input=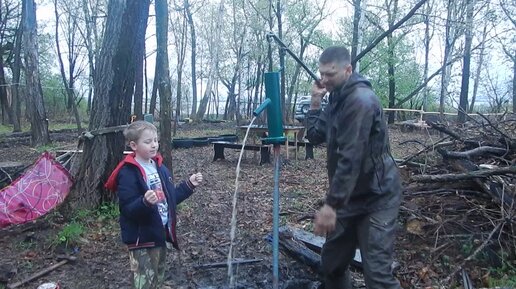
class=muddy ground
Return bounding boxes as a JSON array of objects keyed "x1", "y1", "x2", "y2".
[{"x1": 0, "y1": 122, "x2": 512, "y2": 289}]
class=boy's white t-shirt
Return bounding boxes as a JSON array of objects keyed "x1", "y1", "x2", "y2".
[{"x1": 136, "y1": 159, "x2": 169, "y2": 226}]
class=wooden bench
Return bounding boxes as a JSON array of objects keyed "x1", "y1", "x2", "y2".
[
  {"x1": 287, "y1": 140, "x2": 314, "y2": 160},
  {"x1": 212, "y1": 141, "x2": 271, "y2": 165}
]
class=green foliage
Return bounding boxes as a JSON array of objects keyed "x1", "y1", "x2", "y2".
[
  {"x1": 96, "y1": 202, "x2": 120, "y2": 221},
  {"x1": 54, "y1": 221, "x2": 84, "y2": 248},
  {"x1": 488, "y1": 258, "x2": 516, "y2": 287},
  {"x1": 35, "y1": 143, "x2": 59, "y2": 153}
]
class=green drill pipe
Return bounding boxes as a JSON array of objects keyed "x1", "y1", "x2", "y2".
[{"x1": 262, "y1": 72, "x2": 286, "y2": 145}]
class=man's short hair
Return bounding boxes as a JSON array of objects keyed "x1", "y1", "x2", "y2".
[
  {"x1": 319, "y1": 46, "x2": 351, "y2": 66},
  {"x1": 123, "y1": 120, "x2": 157, "y2": 143}
]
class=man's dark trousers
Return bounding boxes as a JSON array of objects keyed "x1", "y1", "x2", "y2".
[{"x1": 321, "y1": 207, "x2": 401, "y2": 289}]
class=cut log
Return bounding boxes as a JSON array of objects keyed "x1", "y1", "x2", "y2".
[
  {"x1": 277, "y1": 228, "x2": 321, "y2": 273},
  {"x1": 273, "y1": 226, "x2": 363, "y2": 273}
]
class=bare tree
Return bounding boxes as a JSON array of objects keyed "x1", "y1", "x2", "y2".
[
  {"x1": 469, "y1": 10, "x2": 490, "y2": 113},
  {"x1": 22, "y1": 0, "x2": 50, "y2": 146},
  {"x1": 195, "y1": 0, "x2": 225, "y2": 121},
  {"x1": 184, "y1": 0, "x2": 198, "y2": 118},
  {"x1": 53, "y1": 0, "x2": 83, "y2": 130},
  {"x1": 458, "y1": 0, "x2": 475, "y2": 123},
  {"x1": 285, "y1": 0, "x2": 328, "y2": 121},
  {"x1": 500, "y1": 0, "x2": 516, "y2": 113},
  {"x1": 79, "y1": 0, "x2": 106, "y2": 113},
  {"x1": 0, "y1": 0, "x2": 21, "y2": 131},
  {"x1": 69, "y1": 0, "x2": 150, "y2": 212},
  {"x1": 155, "y1": 0, "x2": 173, "y2": 168},
  {"x1": 10, "y1": 8, "x2": 23, "y2": 132},
  {"x1": 439, "y1": 0, "x2": 464, "y2": 117},
  {"x1": 421, "y1": 0, "x2": 434, "y2": 111},
  {"x1": 170, "y1": 2, "x2": 189, "y2": 135}
]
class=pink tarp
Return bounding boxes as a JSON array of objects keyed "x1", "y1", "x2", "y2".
[{"x1": 0, "y1": 152, "x2": 73, "y2": 228}]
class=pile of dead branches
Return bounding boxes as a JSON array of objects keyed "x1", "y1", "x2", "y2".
[{"x1": 397, "y1": 114, "x2": 516, "y2": 287}]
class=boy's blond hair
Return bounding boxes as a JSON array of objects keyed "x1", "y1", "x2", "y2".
[{"x1": 123, "y1": 121, "x2": 157, "y2": 144}]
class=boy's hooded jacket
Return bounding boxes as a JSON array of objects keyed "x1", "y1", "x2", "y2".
[{"x1": 105, "y1": 153, "x2": 194, "y2": 250}]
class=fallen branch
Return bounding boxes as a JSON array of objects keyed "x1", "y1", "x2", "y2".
[
  {"x1": 443, "y1": 221, "x2": 504, "y2": 285},
  {"x1": 398, "y1": 137, "x2": 452, "y2": 166},
  {"x1": 426, "y1": 121, "x2": 464, "y2": 141},
  {"x1": 411, "y1": 166, "x2": 516, "y2": 183},
  {"x1": 439, "y1": 146, "x2": 509, "y2": 159},
  {"x1": 193, "y1": 258, "x2": 263, "y2": 270},
  {"x1": 477, "y1": 112, "x2": 513, "y2": 141}
]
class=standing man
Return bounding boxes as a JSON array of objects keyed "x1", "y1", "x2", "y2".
[{"x1": 306, "y1": 46, "x2": 402, "y2": 289}]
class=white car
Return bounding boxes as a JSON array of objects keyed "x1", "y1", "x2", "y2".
[{"x1": 294, "y1": 95, "x2": 328, "y2": 122}]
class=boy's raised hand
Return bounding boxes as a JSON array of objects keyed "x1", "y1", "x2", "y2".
[
  {"x1": 144, "y1": 190, "x2": 160, "y2": 205},
  {"x1": 189, "y1": 172, "x2": 203, "y2": 187}
]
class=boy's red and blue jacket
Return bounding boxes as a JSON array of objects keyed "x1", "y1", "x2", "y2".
[{"x1": 105, "y1": 153, "x2": 194, "y2": 250}]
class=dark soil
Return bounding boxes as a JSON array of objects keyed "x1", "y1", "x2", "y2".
[{"x1": 0, "y1": 123, "x2": 510, "y2": 289}]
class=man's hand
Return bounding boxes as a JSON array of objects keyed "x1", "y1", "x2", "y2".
[
  {"x1": 310, "y1": 81, "x2": 327, "y2": 110},
  {"x1": 189, "y1": 172, "x2": 203, "y2": 187},
  {"x1": 314, "y1": 204, "x2": 337, "y2": 236}
]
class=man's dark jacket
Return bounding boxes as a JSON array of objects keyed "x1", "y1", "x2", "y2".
[
  {"x1": 105, "y1": 153, "x2": 194, "y2": 250},
  {"x1": 306, "y1": 73, "x2": 401, "y2": 217}
]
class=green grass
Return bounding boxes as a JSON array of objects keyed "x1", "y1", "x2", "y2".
[
  {"x1": 50, "y1": 202, "x2": 119, "y2": 248},
  {"x1": 95, "y1": 202, "x2": 120, "y2": 221},
  {"x1": 53, "y1": 221, "x2": 84, "y2": 248},
  {"x1": 488, "y1": 257, "x2": 516, "y2": 287}
]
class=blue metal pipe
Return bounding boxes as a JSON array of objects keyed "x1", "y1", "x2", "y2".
[{"x1": 272, "y1": 145, "x2": 281, "y2": 289}]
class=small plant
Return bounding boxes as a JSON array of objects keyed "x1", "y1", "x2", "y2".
[
  {"x1": 35, "y1": 143, "x2": 58, "y2": 153},
  {"x1": 96, "y1": 202, "x2": 119, "y2": 221},
  {"x1": 461, "y1": 239, "x2": 474, "y2": 256},
  {"x1": 75, "y1": 209, "x2": 91, "y2": 221},
  {"x1": 54, "y1": 222, "x2": 84, "y2": 248},
  {"x1": 488, "y1": 257, "x2": 516, "y2": 287}
]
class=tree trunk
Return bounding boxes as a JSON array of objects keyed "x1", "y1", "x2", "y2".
[
  {"x1": 458, "y1": 0, "x2": 474, "y2": 123},
  {"x1": 0, "y1": 54, "x2": 16, "y2": 129},
  {"x1": 185, "y1": 0, "x2": 197, "y2": 118},
  {"x1": 386, "y1": 0, "x2": 398, "y2": 124},
  {"x1": 54, "y1": 0, "x2": 82, "y2": 131},
  {"x1": 253, "y1": 58, "x2": 262, "y2": 113},
  {"x1": 23, "y1": 0, "x2": 50, "y2": 147},
  {"x1": 10, "y1": 19, "x2": 23, "y2": 132},
  {"x1": 351, "y1": 0, "x2": 362, "y2": 67},
  {"x1": 267, "y1": 0, "x2": 273, "y2": 71},
  {"x1": 513, "y1": 55, "x2": 516, "y2": 113},
  {"x1": 422, "y1": 0, "x2": 432, "y2": 111},
  {"x1": 469, "y1": 22, "x2": 487, "y2": 113},
  {"x1": 172, "y1": 13, "x2": 188, "y2": 136},
  {"x1": 276, "y1": 0, "x2": 286, "y2": 122},
  {"x1": 156, "y1": 0, "x2": 173, "y2": 168},
  {"x1": 439, "y1": 0, "x2": 455, "y2": 118},
  {"x1": 82, "y1": 0, "x2": 95, "y2": 114},
  {"x1": 195, "y1": 0, "x2": 225, "y2": 121},
  {"x1": 70, "y1": 0, "x2": 150, "y2": 213},
  {"x1": 150, "y1": 64, "x2": 158, "y2": 115},
  {"x1": 133, "y1": 2, "x2": 148, "y2": 120}
]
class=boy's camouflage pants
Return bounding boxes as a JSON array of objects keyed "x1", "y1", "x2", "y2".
[{"x1": 129, "y1": 246, "x2": 167, "y2": 289}]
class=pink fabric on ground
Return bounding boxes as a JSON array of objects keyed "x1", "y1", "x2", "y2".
[{"x1": 0, "y1": 152, "x2": 73, "y2": 228}]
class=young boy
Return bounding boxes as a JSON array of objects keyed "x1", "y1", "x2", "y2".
[{"x1": 105, "y1": 121, "x2": 203, "y2": 289}]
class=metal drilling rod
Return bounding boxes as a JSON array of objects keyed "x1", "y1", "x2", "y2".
[
  {"x1": 272, "y1": 145, "x2": 281, "y2": 289},
  {"x1": 266, "y1": 32, "x2": 320, "y2": 82}
]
